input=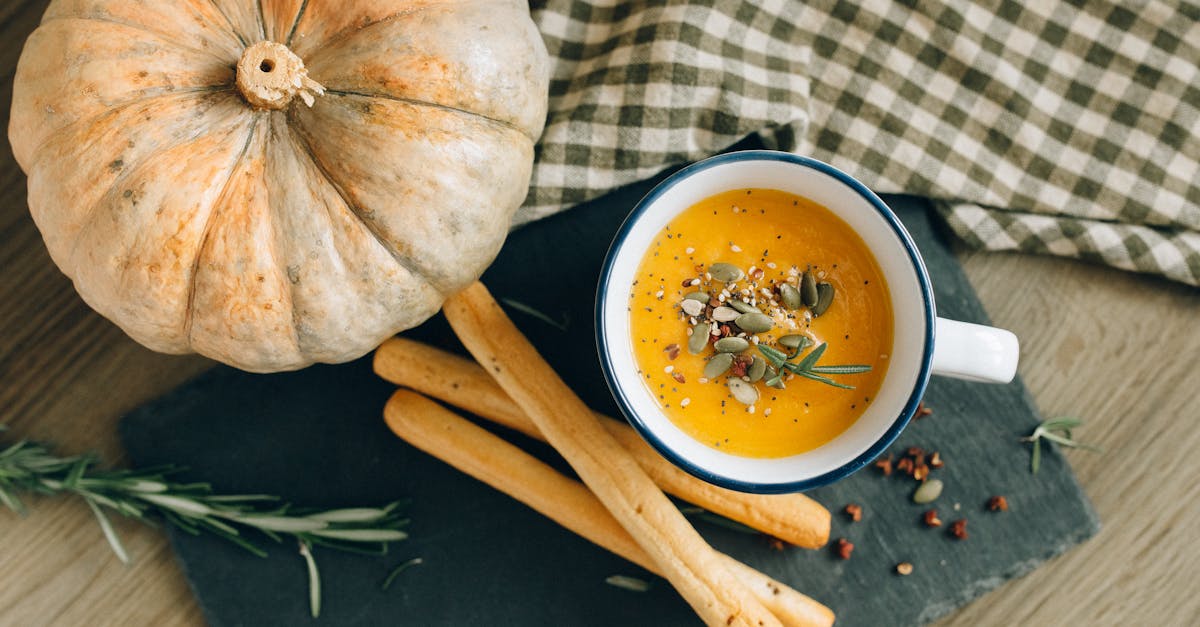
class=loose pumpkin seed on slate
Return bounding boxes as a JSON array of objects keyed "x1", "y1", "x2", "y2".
[
  {"x1": 735, "y1": 312, "x2": 773, "y2": 334},
  {"x1": 703, "y1": 353, "x2": 734, "y2": 379},
  {"x1": 711, "y1": 306, "x2": 740, "y2": 322},
  {"x1": 683, "y1": 291, "x2": 710, "y2": 303},
  {"x1": 714, "y1": 337, "x2": 750, "y2": 353},
  {"x1": 709, "y1": 263, "x2": 743, "y2": 282},
  {"x1": 801, "y1": 271, "x2": 819, "y2": 307},
  {"x1": 812, "y1": 282, "x2": 835, "y2": 316},
  {"x1": 680, "y1": 299, "x2": 704, "y2": 317},
  {"x1": 778, "y1": 334, "x2": 807, "y2": 349},
  {"x1": 687, "y1": 324, "x2": 710, "y2": 354},
  {"x1": 779, "y1": 283, "x2": 802, "y2": 309},
  {"x1": 727, "y1": 378, "x2": 759, "y2": 406},
  {"x1": 747, "y1": 356, "x2": 767, "y2": 382},
  {"x1": 729, "y1": 300, "x2": 760, "y2": 314},
  {"x1": 913, "y1": 479, "x2": 944, "y2": 504}
]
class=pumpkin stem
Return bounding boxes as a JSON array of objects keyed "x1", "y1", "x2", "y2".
[{"x1": 235, "y1": 41, "x2": 325, "y2": 110}]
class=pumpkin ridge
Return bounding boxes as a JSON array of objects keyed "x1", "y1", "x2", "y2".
[
  {"x1": 52, "y1": 91, "x2": 247, "y2": 275},
  {"x1": 284, "y1": 0, "x2": 310, "y2": 46},
  {"x1": 205, "y1": 0, "x2": 252, "y2": 47},
  {"x1": 26, "y1": 87, "x2": 236, "y2": 173},
  {"x1": 289, "y1": 1, "x2": 458, "y2": 58},
  {"x1": 285, "y1": 119, "x2": 447, "y2": 298},
  {"x1": 36, "y1": 15, "x2": 241, "y2": 65},
  {"x1": 323, "y1": 88, "x2": 533, "y2": 142},
  {"x1": 182, "y1": 113, "x2": 264, "y2": 345}
]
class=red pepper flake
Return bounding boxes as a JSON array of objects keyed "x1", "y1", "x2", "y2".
[
  {"x1": 928, "y1": 451, "x2": 944, "y2": 469},
  {"x1": 916, "y1": 402, "x2": 933, "y2": 419},
  {"x1": 833, "y1": 538, "x2": 854, "y2": 560},
  {"x1": 671, "y1": 371, "x2": 686, "y2": 384},
  {"x1": 896, "y1": 457, "x2": 915, "y2": 476},
  {"x1": 730, "y1": 354, "x2": 751, "y2": 377},
  {"x1": 913, "y1": 463, "x2": 930, "y2": 482},
  {"x1": 923, "y1": 510, "x2": 942, "y2": 527},
  {"x1": 949, "y1": 519, "x2": 968, "y2": 540},
  {"x1": 664, "y1": 344, "x2": 681, "y2": 360},
  {"x1": 874, "y1": 455, "x2": 893, "y2": 476},
  {"x1": 987, "y1": 496, "x2": 1008, "y2": 512},
  {"x1": 895, "y1": 562, "x2": 914, "y2": 576},
  {"x1": 844, "y1": 504, "x2": 863, "y2": 522}
]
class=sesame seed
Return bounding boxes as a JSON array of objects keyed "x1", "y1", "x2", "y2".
[
  {"x1": 764, "y1": 408, "x2": 772, "y2": 416},
  {"x1": 732, "y1": 205, "x2": 741, "y2": 213},
  {"x1": 655, "y1": 290, "x2": 664, "y2": 299},
  {"x1": 747, "y1": 405, "x2": 756, "y2": 413},
  {"x1": 689, "y1": 278, "x2": 701, "y2": 286},
  {"x1": 730, "y1": 244, "x2": 742, "y2": 253},
  {"x1": 766, "y1": 262, "x2": 777, "y2": 269},
  {"x1": 685, "y1": 247, "x2": 695, "y2": 254},
  {"x1": 680, "y1": 398, "x2": 691, "y2": 407},
  {"x1": 698, "y1": 377, "x2": 709, "y2": 384},
  {"x1": 664, "y1": 365, "x2": 674, "y2": 373}
]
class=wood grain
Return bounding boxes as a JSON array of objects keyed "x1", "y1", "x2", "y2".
[{"x1": 1, "y1": 3, "x2": 1198, "y2": 626}]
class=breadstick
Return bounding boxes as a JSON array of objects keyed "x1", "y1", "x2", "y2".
[
  {"x1": 443, "y1": 282, "x2": 779, "y2": 627},
  {"x1": 384, "y1": 390, "x2": 834, "y2": 627},
  {"x1": 373, "y1": 337, "x2": 830, "y2": 548}
]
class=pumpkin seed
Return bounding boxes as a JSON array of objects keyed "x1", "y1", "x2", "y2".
[
  {"x1": 711, "y1": 306, "x2": 740, "y2": 322},
  {"x1": 912, "y1": 479, "x2": 943, "y2": 504},
  {"x1": 801, "y1": 271, "x2": 819, "y2": 307},
  {"x1": 779, "y1": 283, "x2": 802, "y2": 309},
  {"x1": 778, "y1": 334, "x2": 807, "y2": 349},
  {"x1": 709, "y1": 263, "x2": 744, "y2": 283},
  {"x1": 727, "y1": 378, "x2": 759, "y2": 406},
  {"x1": 687, "y1": 324, "x2": 710, "y2": 354},
  {"x1": 747, "y1": 356, "x2": 767, "y2": 382},
  {"x1": 812, "y1": 282, "x2": 835, "y2": 317},
  {"x1": 729, "y1": 299, "x2": 760, "y2": 314},
  {"x1": 735, "y1": 312, "x2": 773, "y2": 334},
  {"x1": 680, "y1": 299, "x2": 704, "y2": 317},
  {"x1": 714, "y1": 337, "x2": 750, "y2": 353},
  {"x1": 703, "y1": 353, "x2": 734, "y2": 379},
  {"x1": 683, "y1": 291, "x2": 710, "y2": 303}
]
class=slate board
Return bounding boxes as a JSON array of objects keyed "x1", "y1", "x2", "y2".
[{"x1": 120, "y1": 145, "x2": 1099, "y2": 627}]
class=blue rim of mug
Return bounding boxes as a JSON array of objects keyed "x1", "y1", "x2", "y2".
[{"x1": 595, "y1": 150, "x2": 936, "y2": 494}]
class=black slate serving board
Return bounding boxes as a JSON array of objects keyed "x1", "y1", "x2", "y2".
[{"x1": 120, "y1": 149, "x2": 1098, "y2": 627}]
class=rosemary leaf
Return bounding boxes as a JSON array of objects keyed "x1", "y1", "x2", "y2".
[
  {"x1": 808, "y1": 364, "x2": 873, "y2": 375},
  {"x1": 501, "y1": 298, "x2": 569, "y2": 332},
  {"x1": 307, "y1": 506, "x2": 393, "y2": 523},
  {"x1": 308, "y1": 528, "x2": 409, "y2": 542},
  {"x1": 381, "y1": 557, "x2": 424, "y2": 591},
  {"x1": 300, "y1": 541, "x2": 321, "y2": 618},
  {"x1": 86, "y1": 498, "x2": 130, "y2": 565},
  {"x1": 605, "y1": 575, "x2": 652, "y2": 592},
  {"x1": 795, "y1": 342, "x2": 827, "y2": 371}
]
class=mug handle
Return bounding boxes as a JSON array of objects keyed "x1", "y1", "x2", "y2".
[{"x1": 931, "y1": 318, "x2": 1020, "y2": 383}]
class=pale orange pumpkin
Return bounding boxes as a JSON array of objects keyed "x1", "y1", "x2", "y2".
[{"x1": 9, "y1": 0, "x2": 549, "y2": 372}]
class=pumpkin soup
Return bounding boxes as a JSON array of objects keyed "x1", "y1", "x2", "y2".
[{"x1": 628, "y1": 189, "x2": 893, "y2": 458}]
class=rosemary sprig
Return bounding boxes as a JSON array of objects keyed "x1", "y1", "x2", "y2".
[
  {"x1": 0, "y1": 430, "x2": 409, "y2": 618},
  {"x1": 500, "y1": 297, "x2": 569, "y2": 332},
  {"x1": 1021, "y1": 417, "x2": 1103, "y2": 474},
  {"x1": 758, "y1": 342, "x2": 872, "y2": 390}
]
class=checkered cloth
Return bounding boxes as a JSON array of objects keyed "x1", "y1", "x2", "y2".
[{"x1": 520, "y1": 0, "x2": 1200, "y2": 287}]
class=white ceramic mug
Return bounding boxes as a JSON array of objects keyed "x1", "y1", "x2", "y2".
[{"x1": 596, "y1": 151, "x2": 1019, "y2": 493}]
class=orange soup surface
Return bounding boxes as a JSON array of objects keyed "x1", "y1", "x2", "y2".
[{"x1": 628, "y1": 189, "x2": 893, "y2": 458}]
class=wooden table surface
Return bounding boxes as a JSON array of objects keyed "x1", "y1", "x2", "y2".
[{"x1": 2, "y1": 2, "x2": 1198, "y2": 626}]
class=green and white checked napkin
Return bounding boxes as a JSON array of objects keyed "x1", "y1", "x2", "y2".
[{"x1": 521, "y1": 0, "x2": 1200, "y2": 287}]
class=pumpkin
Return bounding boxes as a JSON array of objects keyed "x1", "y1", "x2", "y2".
[{"x1": 9, "y1": 0, "x2": 549, "y2": 372}]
